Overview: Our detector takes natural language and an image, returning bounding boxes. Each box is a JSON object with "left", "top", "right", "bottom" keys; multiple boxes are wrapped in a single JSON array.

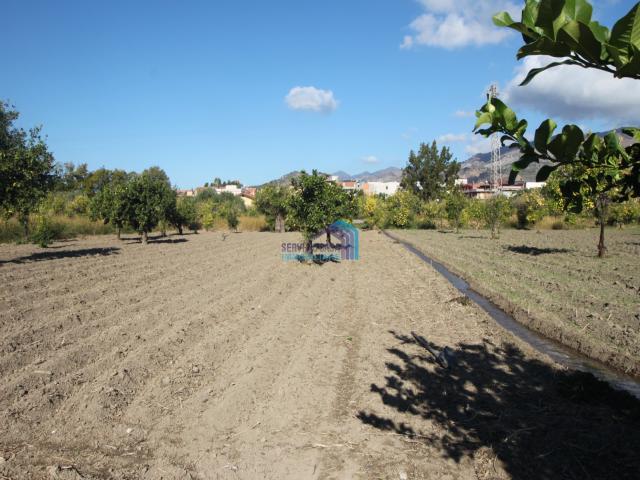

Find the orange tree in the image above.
[{"left": 474, "top": 0, "right": 640, "bottom": 257}]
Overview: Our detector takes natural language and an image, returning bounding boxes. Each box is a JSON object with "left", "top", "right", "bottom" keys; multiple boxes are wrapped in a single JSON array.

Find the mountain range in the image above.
[{"left": 260, "top": 130, "right": 635, "bottom": 186}]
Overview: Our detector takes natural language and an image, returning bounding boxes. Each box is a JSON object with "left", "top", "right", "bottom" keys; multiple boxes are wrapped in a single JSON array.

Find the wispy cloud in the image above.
[
  {"left": 454, "top": 110, "right": 474, "bottom": 118},
  {"left": 504, "top": 56, "right": 640, "bottom": 124},
  {"left": 361, "top": 155, "right": 380, "bottom": 164},
  {"left": 285, "top": 86, "right": 338, "bottom": 113},
  {"left": 438, "top": 133, "right": 468, "bottom": 143},
  {"left": 401, "top": 0, "right": 519, "bottom": 49}
]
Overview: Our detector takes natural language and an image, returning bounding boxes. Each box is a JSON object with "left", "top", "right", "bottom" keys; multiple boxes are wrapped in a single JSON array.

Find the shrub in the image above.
[
  {"left": 462, "top": 199, "right": 485, "bottom": 230},
  {"left": 226, "top": 209, "right": 239, "bottom": 232},
  {"left": 513, "top": 189, "right": 545, "bottom": 229},
  {"left": 30, "top": 216, "right": 64, "bottom": 247},
  {"left": 444, "top": 188, "right": 468, "bottom": 233},
  {"left": 483, "top": 196, "right": 512, "bottom": 239}
]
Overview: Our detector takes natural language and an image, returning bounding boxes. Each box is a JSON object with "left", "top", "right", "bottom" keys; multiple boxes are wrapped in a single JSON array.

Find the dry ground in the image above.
[
  {"left": 392, "top": 227, "right": 640, "bottom": 376},
  {"left": 1, "top": 231, "right": 639, "bottom": 480}
]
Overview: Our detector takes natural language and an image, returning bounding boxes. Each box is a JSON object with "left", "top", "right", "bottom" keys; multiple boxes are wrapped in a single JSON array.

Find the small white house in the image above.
[
  {"left": 215, "top": 184, "right": 242, "bottom": 196},
  {"left": 363, "top": 181, "right": 400, "bottom": 196},
  {"left": 525, "top": 182, "right": 546, "bottom": 189}
]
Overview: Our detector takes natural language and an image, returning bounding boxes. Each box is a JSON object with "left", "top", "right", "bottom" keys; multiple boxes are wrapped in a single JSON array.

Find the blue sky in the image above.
[{"left": 3, "top": 0, "right": 638, "bottom": 187}]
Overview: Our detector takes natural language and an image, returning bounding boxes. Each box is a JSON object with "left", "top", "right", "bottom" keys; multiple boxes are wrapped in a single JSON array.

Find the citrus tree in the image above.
[
  {"left": 474, "top": 0, "right": 640, "bottom": 256},
  {"left": 444, "top": 187, "right": 468, "bottom": 233},
  {"left": 287, "top": 170, "right": 353, "bottom": 254},
  {"left": 123, "top": 168, "right": 176, "bottom": 244},
  {"left": 255, "top": 184, "right": 290, "bottom": 232},
  {"left": 0, "top": 102, "right": 56, "bottom": 236}
]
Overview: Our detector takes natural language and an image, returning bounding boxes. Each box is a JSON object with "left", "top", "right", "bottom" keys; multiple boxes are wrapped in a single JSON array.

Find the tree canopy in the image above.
[
  {"left": 400, "top": 141, "right": 460, "bottom": 201},
  {"left": 0, "top": 102, "right": 56, "bottom": 234}
]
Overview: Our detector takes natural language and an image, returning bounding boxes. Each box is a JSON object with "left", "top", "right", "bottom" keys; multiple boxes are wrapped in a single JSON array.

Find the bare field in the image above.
[
  {"left": 1, "top": 231, "right": 639, "bottom": 479},
  {"left": 392, "top": 227, "right": 640, "bottom": 376}
]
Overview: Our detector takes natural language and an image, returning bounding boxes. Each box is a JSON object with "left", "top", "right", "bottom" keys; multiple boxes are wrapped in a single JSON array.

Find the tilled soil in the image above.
[
  {"left": 1, "top": 231, "right": 639, "bottom": 480},
  {"left": 392, "top": 228, "right": 640, "bottom": 376}
]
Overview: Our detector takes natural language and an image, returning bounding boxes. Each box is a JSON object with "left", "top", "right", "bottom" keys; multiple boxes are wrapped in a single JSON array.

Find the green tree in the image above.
[
  {"left": 255, "top": 185, "right": 290, "bottom": 232},
  {"left": 0, "top": 102, "right": 56, "bottom": 236},
  {"left": 322, "top": 182, "right": 358, "bottom": 243},
  {"left": 123, "top": 169, "right": 175, "bottom": 244},
  {"left": 444, "top": 188, "right": 468, "bottom": 233},
  {"left": 400, "top": 141, "right": 460, "bottom": 201},
  {"left": 89, "top": 176, "right": 129, "bottom": 239},
  {"left": 170, "top": 196, "right": 199, "bottom": 234},
  {"left": 513, "top": 189, "right": 545, "bottom": 228},
  {"left": 386, "top": 190, "right": 419, "bottom": 228},
  {"left": 474, "top": 0, "right": 640, "bottom": 256},
  {"left": 483, "top": 196, "right": 513, "bottom": 239},
  {"left": 225, "top": 208, "right": 240, "bottom": 232},
  {"left": 287, "top": 170, "right": 346, "bottom": 254}
]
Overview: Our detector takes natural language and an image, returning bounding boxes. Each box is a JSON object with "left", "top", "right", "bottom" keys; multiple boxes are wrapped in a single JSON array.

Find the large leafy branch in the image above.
[{"left": 473, "top": 0, "right": 640, "bottom": 211}]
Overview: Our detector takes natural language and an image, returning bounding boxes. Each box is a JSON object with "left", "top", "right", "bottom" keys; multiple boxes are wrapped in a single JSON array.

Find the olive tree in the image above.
[{"left": 474, "top": 0, "right": 640, "bottom": 256}]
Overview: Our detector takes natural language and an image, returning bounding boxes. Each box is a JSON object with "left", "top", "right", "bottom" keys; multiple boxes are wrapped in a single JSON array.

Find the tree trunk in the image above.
[
  {"left": 142, "top": 230, "right": 148, "bottom": 245},
  {"left": 596, "top": 194, "right": 608, "bottom": 258},
  {"left": 178, "top": 225, "right": 183, "bottom": 235},
  {"left": 116, "top": 226, "right": 121, "bottom": 240},
  {"left": 21, "top": 215, "right": 29, "bottom": 238},
  {"left": 305, "top": 239, "right": 313, "bottom": 255},
  {"left": 326, "top": 228, "right": 331, "bottom": 245},
  {"left": 598, "top": 220, "right": 606, "bottom": 258},
  {"left": 276, "top": 214, "right": 284, "bottom": 233}
]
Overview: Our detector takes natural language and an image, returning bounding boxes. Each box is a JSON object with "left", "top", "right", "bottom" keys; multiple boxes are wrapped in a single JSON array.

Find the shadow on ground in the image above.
[
  {"left": 357, "top": 330, "right": 640, "bottom": 480},
  {"left": 505, "top": 245, "right": 571, "bottom": 256},
  {"left": 1, "top": 247, "right": 120, "bottom": 265},
  {"left": 124, "top": 236, "right": 188, "bottom": 245}
]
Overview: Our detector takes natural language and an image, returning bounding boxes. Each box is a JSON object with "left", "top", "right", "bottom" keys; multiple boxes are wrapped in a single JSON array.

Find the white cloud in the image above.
[
  {"left": 438, "top": 133, "right": 468, "bottom": 143},
  {"left": 464, "top": 136, "right": 492, "bottom": 155},
  {"left": 285, "top": 86, "right": 338, "bottom": 113},
  {"left": 454, "top": 110, "right": 474, "bottom": 118},
  {"left": 401, "top": 1, "right": 519, "bottom": 49},
  {"left": 362, "top": 155, "right": 380, "bottom": 164},
  {"left": 504, "top": 56, "right": 640, "bottom": 124}
]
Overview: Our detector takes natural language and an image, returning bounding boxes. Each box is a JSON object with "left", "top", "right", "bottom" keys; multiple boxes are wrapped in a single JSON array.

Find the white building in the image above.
[
  {"left": 363, "top": 181, "right": 400, "bottom": 196},
  {"left": 215, "top": 184, "right": 242, "bottom": 196},
  {"left": 525, "top": 182, "right": 546, "bottom": 189}
]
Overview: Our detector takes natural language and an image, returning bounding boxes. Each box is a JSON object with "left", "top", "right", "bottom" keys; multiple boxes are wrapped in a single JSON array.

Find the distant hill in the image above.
[
  {"left": 257, "top": 130, "right": 634, "bottom": 188},
  {"left": 332, "top": 166, "right": 403, "bottom": 182},
  {"left": 459, "top": 129, "right": 635, "bottom": 183}
]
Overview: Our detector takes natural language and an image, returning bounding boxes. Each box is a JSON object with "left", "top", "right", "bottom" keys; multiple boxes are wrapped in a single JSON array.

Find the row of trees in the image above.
[{"left": 0, "top": 102, "right": 250, "bottom": 245}]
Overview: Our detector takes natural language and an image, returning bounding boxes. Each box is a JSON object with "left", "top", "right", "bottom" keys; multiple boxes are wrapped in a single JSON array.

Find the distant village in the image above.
[{"left": 177, "top": 174, "right": 546, "bottom": 202}]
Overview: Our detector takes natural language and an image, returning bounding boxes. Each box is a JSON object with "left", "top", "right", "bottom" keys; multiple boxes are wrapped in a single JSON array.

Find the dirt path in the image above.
[{"left": 1, "top": 232, "right": 638, "bottom": 479}]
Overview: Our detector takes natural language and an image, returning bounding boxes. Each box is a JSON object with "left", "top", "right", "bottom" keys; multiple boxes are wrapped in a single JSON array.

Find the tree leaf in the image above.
[
  {"left": 535, "top": 0, "right": 565, "bottom": 39},
  {"left": 493, "top": 11, "right": 516, "bottom": 27},
  {"left": 534, "top": 119, "right": 557, "bottom": 154},
  {"left": 558, "top": 20, "right": 603, "bottom": 62},
  {"left": 519, "top": 59, "right": 579, "bottom": 85},
  {"left": 536, "top": 165, "right": 558, "bottom": 182},
  {"left": 609, "top": 2, "right": 640, "bottom": 60},
  {"left": 622, "top": 127, "right": 640, "bottom": 141}
]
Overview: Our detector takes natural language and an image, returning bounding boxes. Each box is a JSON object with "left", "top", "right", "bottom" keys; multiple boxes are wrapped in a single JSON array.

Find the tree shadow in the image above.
[
  {"left": 124, "top": 236, "right": 188, "bottom": 245},
  {"left": 505, "top": 245, "right": 571, "bottom": 256},
  {"left": 357, "top": 330, "right": 640, "bottom": 480},
  {"left": 1, "top": 247, "right": 121, "bottom": 265}
]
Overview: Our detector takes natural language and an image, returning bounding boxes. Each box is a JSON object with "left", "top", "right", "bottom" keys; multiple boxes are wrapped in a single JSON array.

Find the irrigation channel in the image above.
[{"left": 382, "top": 230, "right": 640, "bottom": 399}]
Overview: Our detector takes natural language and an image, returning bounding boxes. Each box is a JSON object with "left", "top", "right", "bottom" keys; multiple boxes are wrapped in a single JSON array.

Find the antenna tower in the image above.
[{"left": 488, "top": 84, "right": 502, "bottom": 193}]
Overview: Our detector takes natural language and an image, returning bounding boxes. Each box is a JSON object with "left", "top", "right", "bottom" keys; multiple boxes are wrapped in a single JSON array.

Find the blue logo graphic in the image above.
[{"left": 281, "top": 220, "right": 360, "bottom": 262}]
